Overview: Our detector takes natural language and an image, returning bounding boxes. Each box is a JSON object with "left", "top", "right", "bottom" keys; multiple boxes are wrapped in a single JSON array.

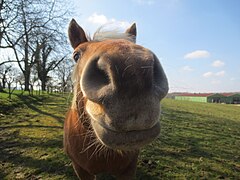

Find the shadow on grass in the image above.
[
  {"left": 0, "top": 128, "right": 162, "bottom": 179},
  {"left": 0, "top": 130, "right": 77, "bottom": 179},
  {"left": 0, "top": 93, "right": 76, "bottom": 179},
  {"left": 16, "top": 94, "right": 65, "bottom": 124},
  {"left": 1, "top": 95, "right": 239, "bottom": 179},
  {"left": 136, "top": 108, "right": 240, "bottom": 178},
  {"left": 0, "top": 171, "right": 7, "bottom": 180},
  {"left": 0, "top": 124, "right": 62, "bottom": 130}
]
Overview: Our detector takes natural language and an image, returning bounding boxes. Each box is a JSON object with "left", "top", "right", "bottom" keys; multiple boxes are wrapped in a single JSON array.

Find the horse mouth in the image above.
[{"left": 91, "top": 119, "right": 160, "bottom": 150}]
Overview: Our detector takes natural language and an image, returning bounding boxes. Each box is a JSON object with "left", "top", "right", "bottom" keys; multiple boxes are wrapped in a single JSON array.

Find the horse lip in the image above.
[
  {"left": 91, "top": 118, "right": 159, "bottom": 133},
  {"left": 91, "top": 119, "right": 160, "bottom": 150}
]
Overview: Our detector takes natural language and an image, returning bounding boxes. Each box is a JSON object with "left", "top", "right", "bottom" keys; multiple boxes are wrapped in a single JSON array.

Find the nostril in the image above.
[
  {"left": 153, "top": 55, "right": 169, "bottom": 99},
  {"left": 81, "top": 58, "right": 111, "bottom": 103},
  {"left": 153, "top": 58, "right": 162, "bottom": 84}
]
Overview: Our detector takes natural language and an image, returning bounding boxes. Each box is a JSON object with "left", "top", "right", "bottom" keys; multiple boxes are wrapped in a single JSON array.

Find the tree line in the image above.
[{"left": 0, "top": 0, "right": 74, "bottom": 96}]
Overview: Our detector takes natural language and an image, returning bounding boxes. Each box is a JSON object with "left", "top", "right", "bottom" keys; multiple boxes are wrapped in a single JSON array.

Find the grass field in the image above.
[{"left": 0, "top": 91, "right": 239, "bottom": 179}]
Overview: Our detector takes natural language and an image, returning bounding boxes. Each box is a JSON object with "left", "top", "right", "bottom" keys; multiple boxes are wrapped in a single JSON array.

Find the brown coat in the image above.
[
  {"left": 64, "top": 109, "right": 139, "bottom": 179},
  {"left": 64, "top": 19, "right": 168, "bottom": 179}
]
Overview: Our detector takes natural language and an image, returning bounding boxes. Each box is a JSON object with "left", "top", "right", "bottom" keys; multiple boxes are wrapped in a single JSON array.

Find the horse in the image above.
[{"left": 64, "top": 19, "right": 169, "bottom": 180}]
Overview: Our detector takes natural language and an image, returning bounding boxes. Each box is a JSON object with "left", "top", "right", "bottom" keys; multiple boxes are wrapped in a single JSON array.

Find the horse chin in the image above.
[{"left": 90, "top": 119, "right": 161, "bottom": 151}]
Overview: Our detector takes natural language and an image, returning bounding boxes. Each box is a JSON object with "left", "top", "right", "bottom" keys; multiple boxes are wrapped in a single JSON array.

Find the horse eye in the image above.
[{"left": 73, "top": 52, "right": 81, "bottom": 62}]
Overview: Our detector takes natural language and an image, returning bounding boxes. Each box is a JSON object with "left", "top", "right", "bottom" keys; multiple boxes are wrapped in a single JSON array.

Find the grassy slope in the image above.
[
  {"left": 138, "top": 99, "right": 240, "bottom": 179},
  {"left": 0, "top": 91, "right": 76, "bottom": 180},
  {"left": 0, "top": 92, "right": 239, "bottom": 179}
]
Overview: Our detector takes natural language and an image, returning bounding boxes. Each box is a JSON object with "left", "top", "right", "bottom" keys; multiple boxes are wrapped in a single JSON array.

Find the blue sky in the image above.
[{"left": 70, "top": 0, "right": 240, "bottom": 92}]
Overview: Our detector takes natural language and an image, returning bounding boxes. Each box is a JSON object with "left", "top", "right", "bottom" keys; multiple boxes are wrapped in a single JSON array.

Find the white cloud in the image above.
[
  {"left": 212, "top": 60, "right": 225, "bottom": 67},
  {"left": 87, "top": 13, "right": 131, "bottom": 29},
  {"left": 203, "top": 71, "right": 214, "bottom": 78},
  {"left": 87, "top": 13, "right": 115, "bottom": 25},
  {"left": 181, "top": 65, "right": 194, "bottom": 72},
  {"left": 184, "top": 50, "right": 210, "bottom": 59},
  {"left": 133, "top": 0, "right": 155, "bottom": 5},
  {"left": 215, "top": 70, "right": 225, "bottom": 77},
  {"left": 203, "top": 70, "right": 225, "bottom": 78}
]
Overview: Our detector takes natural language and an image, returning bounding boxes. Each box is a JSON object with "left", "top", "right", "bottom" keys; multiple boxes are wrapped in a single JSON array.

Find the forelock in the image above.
[{"left": 92, "top": 25, "right": 136, "bottom": 43}]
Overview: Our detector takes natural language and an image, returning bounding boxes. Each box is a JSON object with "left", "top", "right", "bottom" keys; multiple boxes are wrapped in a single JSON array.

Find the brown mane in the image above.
[{"left": 64, "top": 19, "right": 168, "bottom": 179}]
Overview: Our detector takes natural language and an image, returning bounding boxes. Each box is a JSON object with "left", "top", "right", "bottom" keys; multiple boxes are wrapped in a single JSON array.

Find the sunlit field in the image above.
[{"left": 0, "top": 91, "right": 239, "bottom": 179}]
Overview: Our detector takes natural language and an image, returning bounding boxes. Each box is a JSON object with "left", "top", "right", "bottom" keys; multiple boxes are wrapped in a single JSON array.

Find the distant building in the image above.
[
  {"left": 220, "top": 93, "right": 240, "bottom": 104},
  {"left": 175, "top": 93, "right": 213, "bottom": 103},
  {"left": 174, "top": 93, "right": 240, "bottom": 104}
]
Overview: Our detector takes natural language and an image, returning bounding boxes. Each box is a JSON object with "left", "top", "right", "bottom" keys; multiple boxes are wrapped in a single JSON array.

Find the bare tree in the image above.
[
  {"left": 1, "top": 0, "right": 70, "bottom": 91},
  {"left": 29, "top": 73, "right": 38, "bottom": 96},
  {"left": 34, "top": 32, "right": 69, "bottom": 91},
  {"left": 0, "top": 64, "right": 11, "bottom": 91},
  {"left": 15, "top": 73, "right": 25, "bottom": 93},
  {"left": 0, "top": 0, "right": 5, "bottom": 45},
  {"left": 5, "top": 67, "right": 18, "bottom": 98},
  {"left": 56, "top": 58, "right": 74, "bottom": 93}
]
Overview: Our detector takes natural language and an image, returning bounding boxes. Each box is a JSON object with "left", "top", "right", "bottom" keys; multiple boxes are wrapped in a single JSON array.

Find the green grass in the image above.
[
  {"left": 0, "top": 91, "right": 75, "bottom": 180},
  {"left": 0, "top": 92, "right": 239, "bottom": 179},
  {"left": 138, "top": 99, "right": 240, "bottom": 179}
]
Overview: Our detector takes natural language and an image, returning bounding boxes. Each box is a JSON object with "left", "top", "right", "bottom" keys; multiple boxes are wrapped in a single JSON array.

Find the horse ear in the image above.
[
  {"left": 68, "top": 19, "right": 88, "bottom": 49},
  {"left": 125, "top": 23, "right": 137, "bottom": 42}
]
